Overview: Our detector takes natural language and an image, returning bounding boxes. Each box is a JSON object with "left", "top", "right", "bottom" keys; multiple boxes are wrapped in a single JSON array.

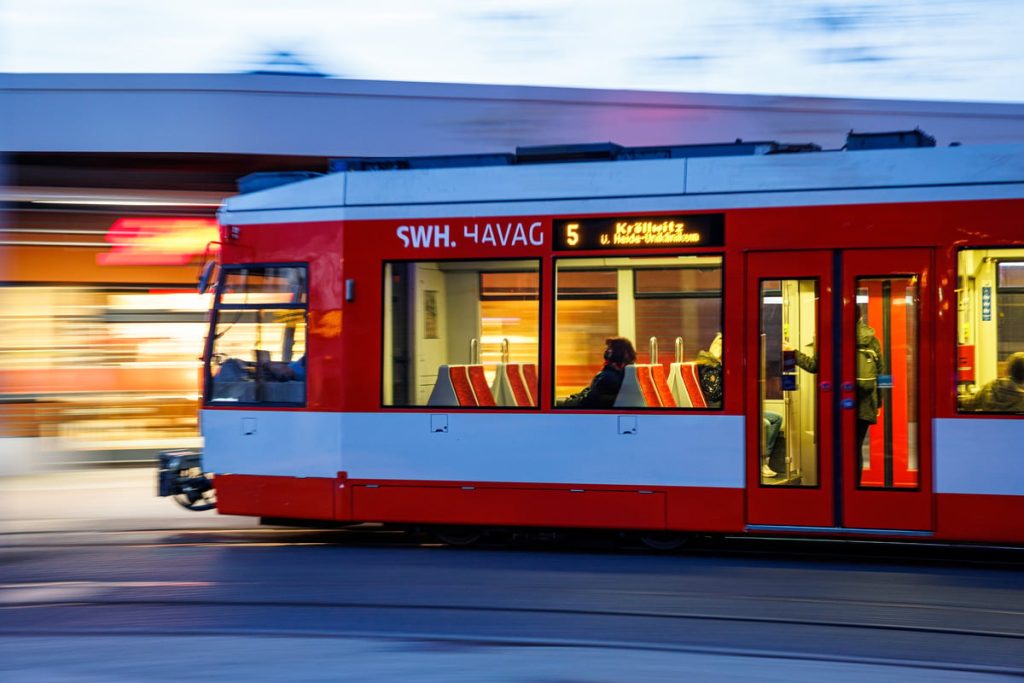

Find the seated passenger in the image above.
[
  {"left": 960, "top": 352, "right": 1024, "bottom": 413},
  {"left": 560, "top": 337, "right": 636, "bottom": 408},
  {"left": 695, "top": 332, "right": 723, "bottom": 408}
]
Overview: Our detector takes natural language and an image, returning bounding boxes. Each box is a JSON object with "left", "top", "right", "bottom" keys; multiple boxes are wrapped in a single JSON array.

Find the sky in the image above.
[{"left": 2, "top": 0, "right": 1023, "bottom": 103}]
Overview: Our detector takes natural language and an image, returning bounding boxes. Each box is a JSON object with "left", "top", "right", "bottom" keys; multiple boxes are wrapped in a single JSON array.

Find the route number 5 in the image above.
[{"left": 566, "top": 223, "right": 580, "bottom": 247}]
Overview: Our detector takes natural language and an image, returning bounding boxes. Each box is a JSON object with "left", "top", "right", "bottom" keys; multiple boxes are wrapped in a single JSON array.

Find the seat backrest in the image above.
[
  {"left": 678, "top": 361, "right": 707, "bottom": 409},
  {"left": 428, "top": 365, "right": 480, "bottom": 406},
  {"left": 636, "top": 365, "right": 662, "bottom": 407},
  {"left": 613, "top": 365, "right": 646, "bottom": 407},
  {"left": 450, "top": 365, "right": 479, "bottom": 406},
  {"left": 521, "top": 363, "right": 538, "bottom": 405},
  {"left": 427, "top": 364, "right": 458, "bottom": 406},
  {"left": 490, "top": 363, "right": 528, "bottom": 406},
  {"left": 504, "top": 364, "right": 534, "bottom": 406},
  {"left": 667, "top": 363, "right": 691, "bottom": 407},
  {"left": 467, "top": 364, "right": 496, "bottom": 406},
  {"left": 651, "top": 364, "right": 676, "bottom": 407}
]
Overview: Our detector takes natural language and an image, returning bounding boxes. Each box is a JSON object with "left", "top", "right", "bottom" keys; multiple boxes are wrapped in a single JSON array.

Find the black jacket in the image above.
[{"left": 562, "top": 363, "right": 626, "bottom": 408}]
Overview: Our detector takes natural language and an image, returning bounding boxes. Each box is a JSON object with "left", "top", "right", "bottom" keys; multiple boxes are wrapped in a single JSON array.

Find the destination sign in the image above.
[{"left": 553, "top": 214, "right": 724, "bottom": 251}]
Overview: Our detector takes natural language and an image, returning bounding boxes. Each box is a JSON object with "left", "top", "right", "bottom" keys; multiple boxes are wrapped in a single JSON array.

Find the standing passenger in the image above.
[{"left": 855, "top": 307, "right": 885, "bottom": 455}]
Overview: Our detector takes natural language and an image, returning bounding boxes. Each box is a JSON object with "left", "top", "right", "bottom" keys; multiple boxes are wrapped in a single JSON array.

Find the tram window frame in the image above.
[
  {"left": 382, "top": 258, "right": 542, "bottom": 409},
  {"left": 204, "top": 263, "right": 309, "bottom": 408},
  {"left": 633, "top": 264, "right": 726, "bottom": 364},
  {"left": 758, "top": 277, "right": 821, "bottom": 489},
  {"left": 956, "top": 248, "right": 1024, "bottom": 416},
  {"left": 554, "top": 255, "right": 724, "bottom": 411}
]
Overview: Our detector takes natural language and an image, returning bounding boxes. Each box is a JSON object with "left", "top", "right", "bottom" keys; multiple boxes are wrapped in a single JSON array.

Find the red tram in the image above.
[{"left": 161, "top": 132, "right": 1024, "bottom": 546}]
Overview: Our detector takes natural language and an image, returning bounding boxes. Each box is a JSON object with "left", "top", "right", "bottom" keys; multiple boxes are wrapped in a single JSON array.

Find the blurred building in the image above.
[{"left": 2, "top": 72, "right": 1023, "bottom": 466}]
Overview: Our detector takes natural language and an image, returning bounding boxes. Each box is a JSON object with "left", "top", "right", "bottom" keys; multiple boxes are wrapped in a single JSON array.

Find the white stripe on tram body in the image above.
[{"left": 201, "top": 410, "right": 745, "bottom": 489}]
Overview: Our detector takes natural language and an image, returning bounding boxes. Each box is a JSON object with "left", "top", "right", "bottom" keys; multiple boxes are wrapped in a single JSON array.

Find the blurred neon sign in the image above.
[{"left": 98, "top": 217, "right": 220, "bottom": 266}]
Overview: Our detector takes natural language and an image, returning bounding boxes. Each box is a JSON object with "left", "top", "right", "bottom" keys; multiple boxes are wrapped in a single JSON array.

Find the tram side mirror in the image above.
[{"left": 198, "top": 261, "right": 218, "bottom": 294}]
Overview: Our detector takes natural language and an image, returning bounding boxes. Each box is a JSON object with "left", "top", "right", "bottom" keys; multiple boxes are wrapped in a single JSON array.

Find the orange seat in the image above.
[
  {"left": 636, "top": 365, "right": 662, "bottom": 407},
  {"left": 651, "top": 364, "right": 676, "bottom": 407},
  {"left": 679, "top": 362, "right": 707, "bottom": 408},
  {"left": 504, "top": 364, "right": 534, "bottom": 406},
  {"left": 521, "top": 363, "right": 538, "bottom": 405},
  {"left": 449, "top": 365, "right": 478, "bottom": 406},
  {"left": 467, "top": 365, "right": 495, "bottom": 406},
  {"left": 614, "top": 364, "right": 672, "bottom": 408}
]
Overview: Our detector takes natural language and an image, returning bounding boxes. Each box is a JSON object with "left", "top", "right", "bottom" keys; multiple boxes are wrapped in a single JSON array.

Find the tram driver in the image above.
[
  {"left": 559, "top": 337, "right": 637, "bottom": 408},
  {"left": 215, "top": 354, "right": 306, "bottom": 383}
]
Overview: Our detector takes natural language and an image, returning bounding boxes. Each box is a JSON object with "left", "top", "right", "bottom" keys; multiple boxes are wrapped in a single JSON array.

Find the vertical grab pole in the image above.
[
  {"left": 649, "top": 336, "right": 658, "bottom": 365},
  {"left": 470, "top": 338, "right": 479, "bottom": 365},
  {"left": 760, "top": 333, "right": 767, "bottom": 404},
  {"left": 675, "top": 337, "right": 684, "bottom": 363},
  {"left": 760, "top": 332, "right": 768, "bottom": 466},
  {"left": 782, "top": 283, "right": 793, "bottom": 479},
  {"left": 501, "top": 338, "right": 510, "bottom": 364}
]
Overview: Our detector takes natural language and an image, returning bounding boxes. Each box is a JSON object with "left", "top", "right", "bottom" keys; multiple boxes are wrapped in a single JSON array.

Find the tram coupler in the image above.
[{"left": 158, "top": 450, "right": 215, "bottom": 511}]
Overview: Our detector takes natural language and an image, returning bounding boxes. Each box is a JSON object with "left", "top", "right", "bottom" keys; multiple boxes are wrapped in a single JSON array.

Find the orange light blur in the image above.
[{"left": 97, "top": 217, "right": 220, "bottom": 266}]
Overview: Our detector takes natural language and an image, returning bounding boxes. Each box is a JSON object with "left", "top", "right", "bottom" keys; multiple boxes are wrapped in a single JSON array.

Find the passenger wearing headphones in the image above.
[{"left": 559, "top": 337, "right": 637, "bottom": 408}]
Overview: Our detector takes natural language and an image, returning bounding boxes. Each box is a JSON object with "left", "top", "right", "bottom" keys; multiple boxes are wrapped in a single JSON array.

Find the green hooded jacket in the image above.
[
  {"left": 856, "top": 320, "right": 885, "bottom": 424},
  {"left": 961, "top": 378, "right": 1024, "bottom": 413}
]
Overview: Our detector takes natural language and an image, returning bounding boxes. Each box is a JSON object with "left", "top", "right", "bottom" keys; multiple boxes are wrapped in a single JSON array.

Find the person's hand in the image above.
[{"left": 782, "top": 341, "right": 795, "bottom": 352}]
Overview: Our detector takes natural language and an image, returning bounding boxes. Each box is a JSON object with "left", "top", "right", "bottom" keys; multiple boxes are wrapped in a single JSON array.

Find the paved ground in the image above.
[
  {"left": 2, "top": 467, "right": 1022, "bottom": 681},
  {"left": 0, "top": 465, "right": 256, "bottom": 534},
  {"left": 2, "top": 635, "right": 1017, "bottom": 682}
]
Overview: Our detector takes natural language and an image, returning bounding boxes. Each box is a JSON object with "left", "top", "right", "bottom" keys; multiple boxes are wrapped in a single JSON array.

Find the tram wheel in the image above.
[
  {"left": 431, "top": 526, "right": 483, "bottom": 546},
  {"left": 174, "top": 489, "right": 217, "bottom": 512},
  {"left": 639, "top": 532, "right": 689, "bottom": 551},
  {"left": 171, "top": 468, "right": 216, "bottom": 512}
]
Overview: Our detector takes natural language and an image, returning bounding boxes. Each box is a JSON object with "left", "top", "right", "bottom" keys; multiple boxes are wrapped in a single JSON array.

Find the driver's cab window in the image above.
[{"left": 207, "top": 265, "right": 307, "bottom": 405}]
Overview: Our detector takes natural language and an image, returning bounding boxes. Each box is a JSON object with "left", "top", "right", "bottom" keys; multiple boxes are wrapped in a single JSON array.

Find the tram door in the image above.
[{"left": 746, "top": 249, "right": 933, "bottom": 531}]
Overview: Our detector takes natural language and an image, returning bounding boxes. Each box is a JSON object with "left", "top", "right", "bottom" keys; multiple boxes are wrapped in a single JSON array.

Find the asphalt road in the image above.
[
  {"left": 2, "top": 525, "right": 1023, "bottom": 681},
  {"left": 2, "top": 468, "right": 1023, "bottom": 681}
]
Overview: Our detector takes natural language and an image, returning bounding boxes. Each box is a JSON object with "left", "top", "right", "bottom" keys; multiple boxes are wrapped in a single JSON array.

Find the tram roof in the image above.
[{"left": 219, "top": 137, "right": 1024, "bottom": 223}]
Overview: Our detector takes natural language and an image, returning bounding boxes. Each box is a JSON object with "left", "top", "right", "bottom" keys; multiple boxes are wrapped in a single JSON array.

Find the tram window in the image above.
[
  {"left": 957, "top": 249, "right": 1024, "bottom": 415},
  {"left": 220, "top": 267, "right": 307, "bottom": 305},
  {"left": 759, "top": 279, "right": 819, "bottom": 487},
  {"left": 207, "top": 266, "right": 307, "bottom": 405},
  {"left": 856, "top": 278, "right": 919, "bottom": 490},
  {"left": 383, "top": 260, "right": 540, "bottom": 408},
  {"left": 555, "top": 256, "right": 723, "bottom": 409}
]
